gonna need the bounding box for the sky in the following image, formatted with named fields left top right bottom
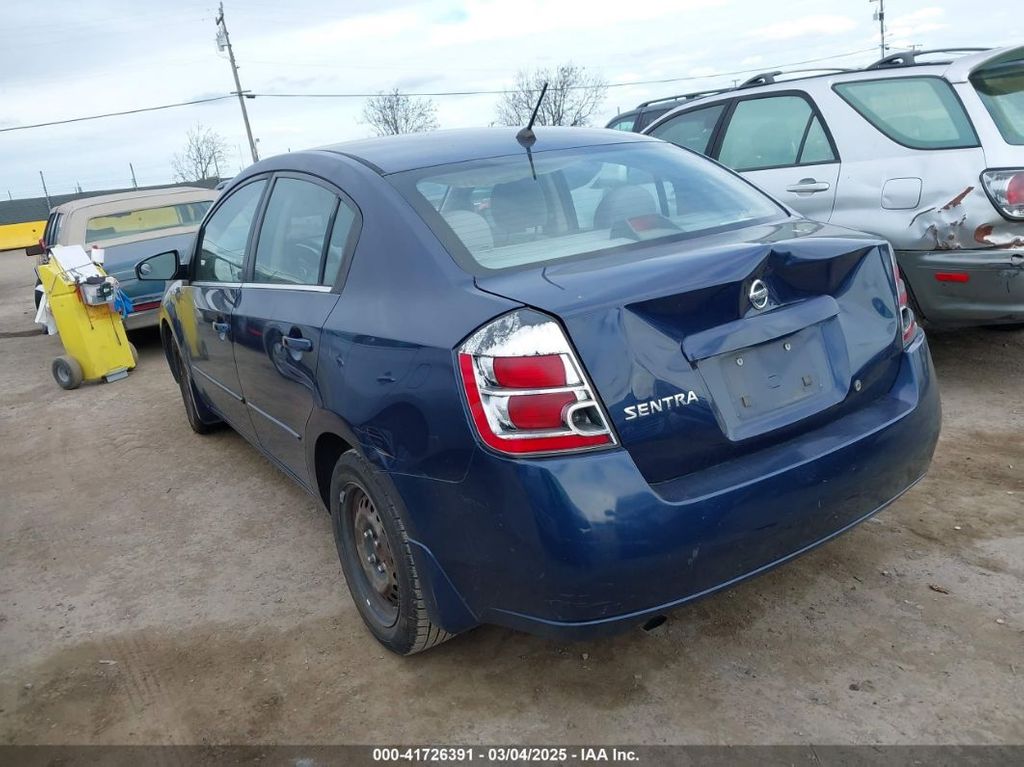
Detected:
left=1, top=0, right=1021, bottom=200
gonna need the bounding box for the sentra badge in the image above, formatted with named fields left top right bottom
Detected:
left=624, top=391, right=699, bottom=421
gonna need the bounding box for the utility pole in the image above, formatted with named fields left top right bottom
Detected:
left=39, top=171, right=50, bottom=209
left=129, top=162, right=138, bottom=189
left=871, top=0, right=887, bottom=59
left=216, top=3, right=259, bottom=164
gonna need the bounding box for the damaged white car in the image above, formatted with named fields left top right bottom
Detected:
left=644, top=46, right=1024, bottom=327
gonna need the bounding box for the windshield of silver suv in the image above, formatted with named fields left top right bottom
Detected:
left=391, top=142, right=785, bottom=272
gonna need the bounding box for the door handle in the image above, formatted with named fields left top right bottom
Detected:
left=212, top=320, right=230, bottom=336
left=282, top=336, right=313, bottom=353
left=786, top=178, right=831, bottom=194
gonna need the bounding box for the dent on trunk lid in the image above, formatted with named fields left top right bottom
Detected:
left=476, top=229, right=903, bottom=484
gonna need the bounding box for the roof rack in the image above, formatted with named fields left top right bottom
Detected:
left=631, top=46, right=990, bottom=113
left=636, top=88, right=732, bottom=109
left=737, top=68, right=854, bottom=88
left=867, top=47, right=991, bottom=69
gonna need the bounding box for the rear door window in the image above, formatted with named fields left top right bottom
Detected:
left=717, top=95, right=837, bottom=170
left=834, top=76, right=979, bottom=149
left=252, top=178, right=337, bottom=285
left=321, top=202, right=358, bottom=287
left=972, top=60, right=1024, bottom=145
left=649, top=104, right=725, bottom=155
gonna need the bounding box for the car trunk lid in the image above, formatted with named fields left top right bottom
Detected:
left=475, top=221, right=905, bottom=484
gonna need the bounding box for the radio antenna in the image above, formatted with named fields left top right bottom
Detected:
left=516, top=81, right=548, bottom=146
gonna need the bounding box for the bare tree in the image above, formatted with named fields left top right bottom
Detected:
left=171, top=124, right=228, bottom=182
left=496, top=63, right=608, bottom=127
left=362, top=89, right=439, bottom=136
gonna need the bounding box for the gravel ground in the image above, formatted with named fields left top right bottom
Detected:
left=0, top=250, right=1021, bottom=745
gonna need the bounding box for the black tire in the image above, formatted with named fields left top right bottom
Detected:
left=175, top=348, right=219, bottom=434
left=330, top=450, right=454, bottom=655
left=52, top=356, right=83, bottom=390
left=33, top=279, right=42, bottom=310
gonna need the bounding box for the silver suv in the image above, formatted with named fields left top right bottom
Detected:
left=644, top=46, right=1024, bottom=327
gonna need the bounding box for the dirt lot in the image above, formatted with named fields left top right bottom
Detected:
left=0, top=250, right=1021, bottom=746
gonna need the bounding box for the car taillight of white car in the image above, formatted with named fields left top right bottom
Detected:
left=980, top=169, right=1024, bottom=220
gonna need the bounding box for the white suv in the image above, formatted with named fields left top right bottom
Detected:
left=644, top=46, right=1024, bottom=327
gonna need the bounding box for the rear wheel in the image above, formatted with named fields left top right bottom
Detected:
left=52, top=356, right=83, bottom=390
left=330, top=450, right=453, bottom=655
left=128, top=343, right=139, bottom=370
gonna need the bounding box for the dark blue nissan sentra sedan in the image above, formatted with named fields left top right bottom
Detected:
left=136, top=127, right=941, bottom=654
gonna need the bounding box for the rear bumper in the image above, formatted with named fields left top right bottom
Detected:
left=394, top=333, right=941, bottom=640
left=897, top=248, right=1024, bottom=326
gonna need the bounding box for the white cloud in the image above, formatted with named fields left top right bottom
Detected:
left=749, top=14, right=859, bottom=41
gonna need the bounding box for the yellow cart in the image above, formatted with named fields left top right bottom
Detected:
left=36, top=247, right=137, bottom=390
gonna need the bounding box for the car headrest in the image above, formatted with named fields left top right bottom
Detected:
left=490, top=179, right=547, bottom=234
left=594, top=185, right=658, bottom=230
left=442, top=209, right=493, bottom=252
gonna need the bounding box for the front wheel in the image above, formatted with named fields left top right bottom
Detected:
left=330, top=450, right=454, bottom=655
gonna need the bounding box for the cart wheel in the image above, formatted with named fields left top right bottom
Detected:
left=52, top=356, right=84, bottom=390
left=128, top=342, right=139, bottom=370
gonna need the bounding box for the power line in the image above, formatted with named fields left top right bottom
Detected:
left=0, top=47, right=876, bottom=135
left=0, top=95, right=234, bottom=134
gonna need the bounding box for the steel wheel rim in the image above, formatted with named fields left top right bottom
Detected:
left=345, top=483, right=400, bottom=627
left=56, top=364, right=70, bottom=384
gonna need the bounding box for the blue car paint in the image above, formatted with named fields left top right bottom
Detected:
left=157, top=128, right=941, bottom=641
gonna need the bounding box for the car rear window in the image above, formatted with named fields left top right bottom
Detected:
left=85, top=200, right=213, bottom=242
left=834, top=76, right=979, bottom=150
left=972, top=59, right=1024, bottom=145
left=390, top=142, right=785, bottom=273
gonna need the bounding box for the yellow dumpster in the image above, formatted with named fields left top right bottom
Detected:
left=36, top=245, right=137, bottom=390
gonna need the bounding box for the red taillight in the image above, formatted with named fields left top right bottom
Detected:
left=1007, top=173, right=1024, bottom=207
left=507, top=391, right=576, bottom=429
left=492, top=354, right=566, bottom=388
left=889, top=247, right=917, bottom=345
left=457, top=311, right=616, bottom=456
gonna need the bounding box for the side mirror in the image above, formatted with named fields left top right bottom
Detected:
left=25, top=243, right=46, bottom=257
left=136, top=250, right=183, bottom=281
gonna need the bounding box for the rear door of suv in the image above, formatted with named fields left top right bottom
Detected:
left=650, top=92, right=841, bottom=223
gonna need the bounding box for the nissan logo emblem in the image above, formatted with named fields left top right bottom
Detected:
left=749, top=279, right=769, bottom=310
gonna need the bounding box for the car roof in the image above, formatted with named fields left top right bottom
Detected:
left=319, top=127, right=658, bottom=175
left=53, top=186, right=217, bottom=215
left=641, top=45, right=1024, bottom=128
